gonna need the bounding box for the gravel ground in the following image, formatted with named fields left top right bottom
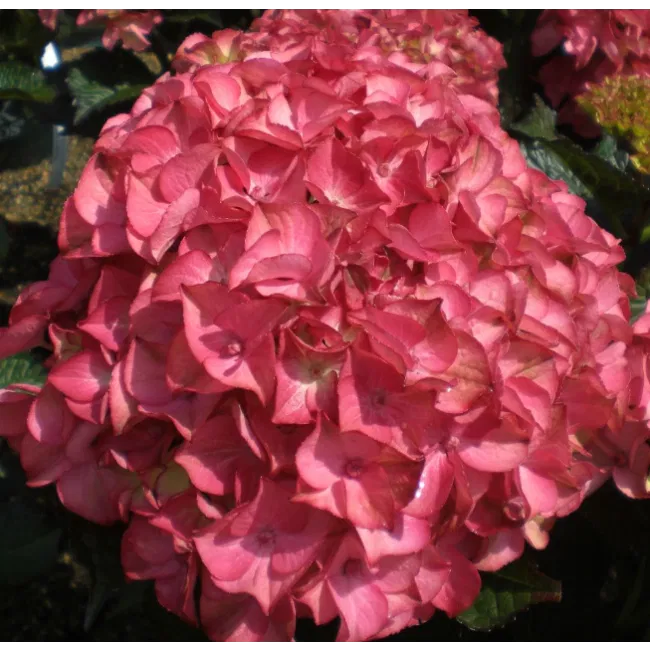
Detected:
left=0, top=126, right=94, bottom=319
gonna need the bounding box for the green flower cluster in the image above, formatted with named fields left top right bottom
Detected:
left=578, top=74, right=650, bottom=174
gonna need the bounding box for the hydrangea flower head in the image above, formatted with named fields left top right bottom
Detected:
left=2, top=8, right=649, bottom=641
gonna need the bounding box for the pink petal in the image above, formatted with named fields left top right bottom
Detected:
left=403, top=447, right=455, bottom=517
left=457, top=422, right=529, bottom=472
left=124, top=339, right=172, bottom=405
left=175, top=414, right=262, bottom=495
left=57, top=464, right=136, bottom=525
left=78, top=296, right=131, bottom=351
left=474, top=529, right=525, bottom=572
left=329, top=571, right=389, bottom=642
left=357, top=513, right=431, bottom=564
left=48, top=350, right=111, bottom=402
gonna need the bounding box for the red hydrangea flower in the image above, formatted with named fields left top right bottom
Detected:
left=175, top=10, right=506, bottom=105
left=1, top=8, right=649, bottom=642
left=39, top=10, right=60, bottom=31
left=77, top=10, right=163, bottom=52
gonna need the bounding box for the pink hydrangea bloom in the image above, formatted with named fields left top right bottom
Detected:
left=175, top=10, right=506, bottom=105
left=531, top=10, right=650, bottom=135
left=1, top=8, right=649, bottom=642
left=77, top=10, right=163, bottom=52
left=39, top=10, right=60, bottom=31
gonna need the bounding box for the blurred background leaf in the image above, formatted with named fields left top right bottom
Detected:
left=594, top=134, right=630, bottom=172
left=0, top=9, right=51, bottom=65
left=164, top=10, right=224, bottom=27
left=631, top=297, right=648, bottom=323
left=0, top=62, right=56, bottom=104
left=65, top=47, right=156, bottom=127
left=67, top=67, right=147, bottom=125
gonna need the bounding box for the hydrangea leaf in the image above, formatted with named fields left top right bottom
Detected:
left=631, top=297, right=648, bottom=324
left=456, top=558, right=561, bottom=631
left=0, top=352, right=47, bottom=389
left=510, top=95, right=558, bottom=141
left=594, top=134, right=630, bottom=172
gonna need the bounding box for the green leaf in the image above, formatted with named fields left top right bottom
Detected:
left=631, top=297, right=647, bottom=323
left=518, top=138, right=589, bottom=198
left=66, top=47, right=155, bottom=124
left=547, top=139, right=642, bottom=197
left=0, top=61, right=56, bottom=103
left=0, top=352, right=47, bottom=389
left=0, top=499, right=61, bottom=586
left=164, top=10, right=223, bottom=27
left=67, top=67, right=147, bottom=124
left=512, top=103, right=641, bottom=200
left=511, top=95, right=558, bottom=141
left=457, top=558, right=561, bottom=631
left=594, top=134, right=630, bottom=172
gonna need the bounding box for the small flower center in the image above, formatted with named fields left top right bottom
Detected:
left=250, top=186, right=270, bottom=200
left=256, top=526, right=276, bottom=548
left=446, top=435, right=459, bottom=450
left=503, top=497, right=527, bottom=522
left=341, top=558, right=363, bottom=577
left=377, top=163, right=391, bottom=178
left=325, top=192, right=341, bottom=207
left=345, top=457, right=365, bottom=478
left=222, top=339, right=243, bottom=358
